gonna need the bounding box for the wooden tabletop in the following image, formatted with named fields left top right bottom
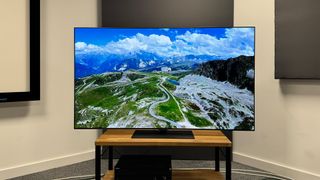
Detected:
left=96, top=129, right=231, bottom=147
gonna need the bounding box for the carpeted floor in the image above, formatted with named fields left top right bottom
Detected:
left=10, top=159, right=291, bottom=180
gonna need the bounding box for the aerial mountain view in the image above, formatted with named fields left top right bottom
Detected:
left=74, top=28, right=255, bottom=130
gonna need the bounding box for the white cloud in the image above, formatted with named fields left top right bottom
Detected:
left=136, top=33, right=172, bottom=46
left=76, top=28, right=255, bottom=59
left=103, top=33, right=173, bottom=57
left=174, top=28, right=254, bottom=58
left=175, top=31, right=221, bottom=56
left=75, top=42, right=87, bottom=50
left=222, top=28, right=255, bottom=56
left=105, top=37, right=147, bottom=54
left=75, top=42, right=103, bottom=54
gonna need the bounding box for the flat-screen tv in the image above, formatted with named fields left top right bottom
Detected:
left=74, top=27, right=255, bottom=131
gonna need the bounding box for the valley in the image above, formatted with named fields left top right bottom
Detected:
left=75, top=69, right=254, bottom=130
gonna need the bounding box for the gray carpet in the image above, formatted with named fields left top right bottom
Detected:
left=10, top=160, right=291, bottom=180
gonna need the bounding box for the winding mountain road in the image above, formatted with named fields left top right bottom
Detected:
left=148, top=77, right=182, bottom=128
left=159, top=80, right=195, bottom=128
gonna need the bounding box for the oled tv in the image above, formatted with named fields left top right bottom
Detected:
left=74, top=27, right=255, bottom=131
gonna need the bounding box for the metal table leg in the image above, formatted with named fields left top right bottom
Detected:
left=95, top=145, right=101, bottom=180
left=226, top=147, right=231, bottom=180
left=215, top=147, right=220, bottom=171
left=108, top=146, right=113, bottom=170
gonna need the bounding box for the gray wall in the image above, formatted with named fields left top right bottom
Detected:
left=102, top=0, right=233, bottom=28
left=101, top=0, right=233, bottom=160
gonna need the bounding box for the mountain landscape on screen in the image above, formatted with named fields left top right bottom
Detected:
left=74, top=28, right=255, bottom=130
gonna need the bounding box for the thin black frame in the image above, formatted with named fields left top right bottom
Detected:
left=74, top=26, right=255, bottom=131
left=0, top=0, right=40, bottom=103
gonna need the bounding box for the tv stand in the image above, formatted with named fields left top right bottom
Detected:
left=95, top=129, right=232, bottom=180
left=132, top=129, right=194, bottom=139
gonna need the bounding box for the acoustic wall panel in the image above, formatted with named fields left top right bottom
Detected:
left=101, top=0, right=233, bottom=160
left=276, top=0, right=320, bottom=79
left=102, top=0, right=233, bottom=27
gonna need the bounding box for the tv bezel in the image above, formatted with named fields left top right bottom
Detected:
left=73, top=26, right=256, bottom=131
left=0, top=0, right=40, bottom=103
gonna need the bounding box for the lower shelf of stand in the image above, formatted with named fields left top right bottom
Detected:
left=103, top=169, right=224, bottom=180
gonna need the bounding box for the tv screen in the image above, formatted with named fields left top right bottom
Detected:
left=74, top=27, right=255, bottom=130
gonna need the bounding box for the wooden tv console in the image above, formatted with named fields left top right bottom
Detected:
left=95, top=129, right=232, bottom=180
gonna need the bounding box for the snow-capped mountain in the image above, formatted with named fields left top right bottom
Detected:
left=75, top=51, right=221, bottom=78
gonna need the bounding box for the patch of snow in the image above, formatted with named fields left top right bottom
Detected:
left=77, top=106, right=112, bottom=125
left=122, top=93, right=138, bottom=101
left=108, top=115, right=156, bottom=128
left=116, top=73, right=131, bottom=83
left=77, top=120, right=92, bottom=125
left=161, top=67, right=172, bottom=72
left=148, top=60, right=155, bottom=65
left=246, top=69, right=254, bottom=79
left=174, top=74, right=254, bottom=129
left=139, top=60, right=146, bottom=68
left=131, top=93, right=138, bottom=101
left=137, top=98, right=155, bottom=109
left=118, top=64, right=127, bottom=71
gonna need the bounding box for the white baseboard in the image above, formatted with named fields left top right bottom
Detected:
left=3, top=150, right=319, bottom=179
left=234, top=152, right=320, bottom=180
left=0, top=150, right=95, bottom=179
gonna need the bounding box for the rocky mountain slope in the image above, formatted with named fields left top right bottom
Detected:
left=195, top=56, right=254, bottom=92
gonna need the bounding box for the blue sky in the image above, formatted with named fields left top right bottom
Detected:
left=75, top=27, right=255, bottom=60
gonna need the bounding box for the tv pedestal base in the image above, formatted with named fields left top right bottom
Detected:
left=95, top=129, right=232, bottom=180
left=132, top=129, right=194, bottom=139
